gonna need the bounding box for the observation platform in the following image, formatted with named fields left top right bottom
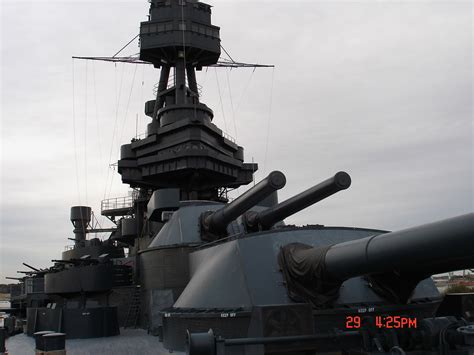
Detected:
left=101, top=195, right=136, bottom=218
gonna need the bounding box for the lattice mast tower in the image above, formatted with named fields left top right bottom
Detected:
left=118, top=0, right=257, bottom=202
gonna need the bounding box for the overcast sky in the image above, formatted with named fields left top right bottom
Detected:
left=0, top=0, right=472, bottom=283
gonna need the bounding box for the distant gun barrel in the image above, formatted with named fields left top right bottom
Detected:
left=324, top=213, right=474, bottom=279
left=51, top=259, right=80, bottom=265
left=201, top=171, right=286, bottom=240
left=279, top=213, right=474, bottom=307
left=17, top=270, right=39, bottom=274
left=6, top=277, right=23, bottom=281
left=246, top=171, right=351, bottom=231
left=22, top=262, right=40, bottom=272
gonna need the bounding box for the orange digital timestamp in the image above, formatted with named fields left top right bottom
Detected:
left=345, top=315, right=417, bottom=329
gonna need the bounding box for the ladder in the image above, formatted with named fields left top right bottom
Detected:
left=124, top=286, right=141, bottom=328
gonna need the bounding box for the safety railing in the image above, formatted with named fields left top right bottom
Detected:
left=222, top=131, right=236, bottom=143
left=101, top=193, right=137, bottom=213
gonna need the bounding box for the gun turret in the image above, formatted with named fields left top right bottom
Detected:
left=245, top=171, right=351, bottom=231
left=279, top=213, right=474, bottom=307
left=201, top=171, right=286, bottom=240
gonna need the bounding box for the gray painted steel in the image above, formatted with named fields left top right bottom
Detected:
left=27, top=307, right=119, bottom=338
left=45, top=264, right=115, bottom=294
left=147, top=188, right=180, bottom=222
left=9, top=0, right=474, bottom=353
left=174, top=227, right=440, bottom=310
left=70, top=206, right=91, bottom=247
left=246, top=171, right=350, bottom=230
left=325, top=213, right=474, bottom=279
left=202, top=171, right=286, bottom=237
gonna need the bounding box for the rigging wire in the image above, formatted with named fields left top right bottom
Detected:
left=84, top=60, right=89, bottom=205
left=72, top=59, right=81, bottom=205
left=225, top=67, right=240, bottom=198
left=92, top=63, right=103, bottom=167
left=262, top=67, right=275, bottom=176
left=112, top=34, right=139, bottom=58
left=214, top=68, right=228, bottom=132
left=103, top=63, right=125, bottom=201
left=92, top=61, right=104, bottom=180
left=107, top=64, right=139, bottom=200
left=234, top=67, right=256, bottom=114
left=225, top=68, right=238, bottom=139
left=138, top=64, right=146, bottom=138
left=180, top=0, right=187, bottom=104
left=91, top=61, right=110, bottom=229
left=118, top=64, right=139, bottom=147
left=220, top=45, right=236, bottom=64
left=107, top=64, right=139, bottom=199
left=232, top=66, right=256, bottom=187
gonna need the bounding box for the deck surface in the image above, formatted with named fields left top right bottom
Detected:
left=6, top=328, right=185, bottom=355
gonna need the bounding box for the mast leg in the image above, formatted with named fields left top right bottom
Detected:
left=186, top=65, right=199, bottom=102
left=153, top=65, right=170, bottom=119
left=175, top=58, right=186, bottom=105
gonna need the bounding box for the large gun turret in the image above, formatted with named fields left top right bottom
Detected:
left=245, top=171, right=351, bottom=231
left=201, top=171, right=286, bottom=240
left=279, top=213, right=474, bottom=307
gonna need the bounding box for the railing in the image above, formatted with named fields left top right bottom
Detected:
left=134, top=132, right=147, bottom=140
left=153, top=73, right=177, bottom=96
left=222, top=131, right=236, bottom=143
left=101, top=192, right=137, bottom=213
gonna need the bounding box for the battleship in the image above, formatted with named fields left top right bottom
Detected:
left=2, top=0, right=474, bottom=354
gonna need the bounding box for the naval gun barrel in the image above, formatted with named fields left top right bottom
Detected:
left=17, top=271, right=40, bottom=274
left=22, top=263, right=40, bottom=272
left=324, top=213, right=474, bottom=279
left=201, top=171, right=286, bottom=239
left=51, top=259, right=81, bottom=265
left=279, top=213, right=474, bottom=306
left=246, top=171, right=351, bottom=230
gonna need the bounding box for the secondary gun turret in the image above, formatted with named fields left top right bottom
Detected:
left=201, top=171, right=286, bottom=241
left=245, top=171, right=351, bottom=231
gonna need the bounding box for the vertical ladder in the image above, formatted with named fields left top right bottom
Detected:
left=124, top=286, right=141, bottom=328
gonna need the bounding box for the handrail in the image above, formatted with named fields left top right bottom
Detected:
left=222, top=131, right=236, bottom=143
left=101, top=191, right=138, bottom=212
